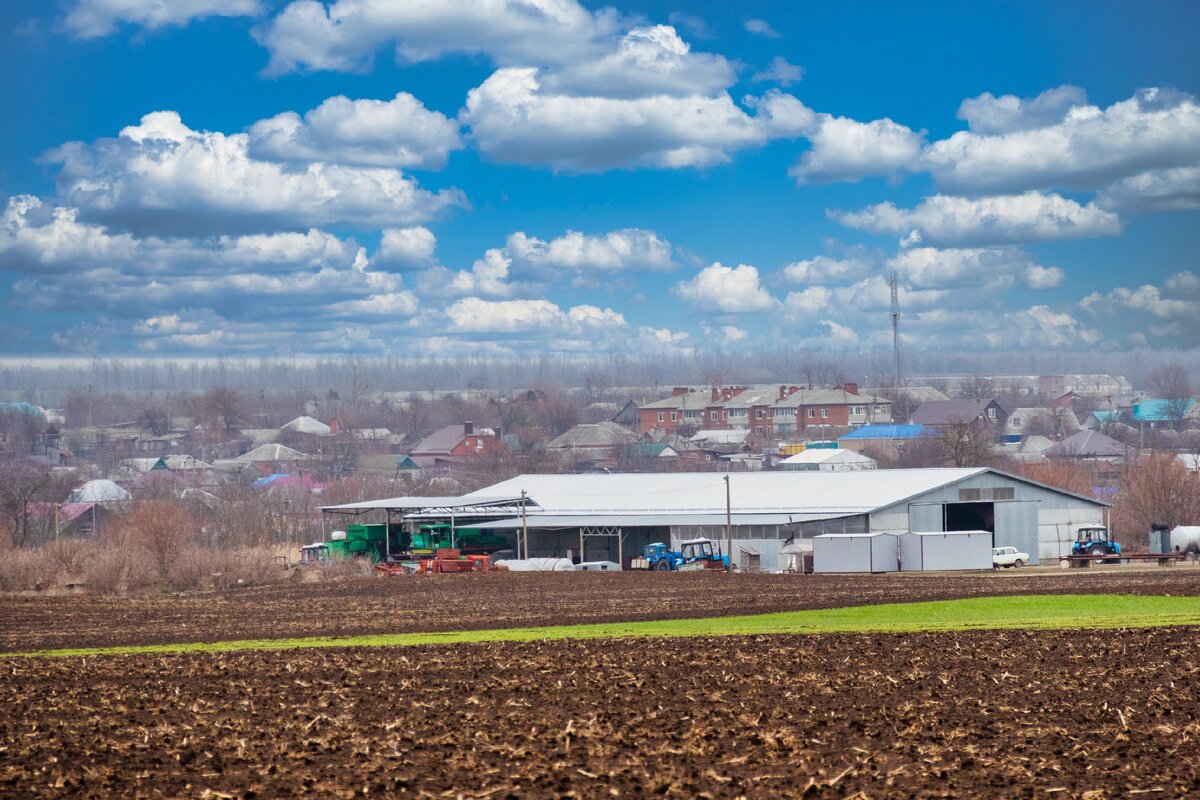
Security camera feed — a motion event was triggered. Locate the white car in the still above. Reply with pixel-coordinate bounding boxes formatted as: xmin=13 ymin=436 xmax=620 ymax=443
xmin=992 ymin=546 xmax=1029 ymax=568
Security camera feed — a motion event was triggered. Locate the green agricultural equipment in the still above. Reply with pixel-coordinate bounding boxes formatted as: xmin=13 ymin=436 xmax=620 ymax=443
xmin=410 ymin=523 xmax=509 ymax=555
xmin=298 ymin=522 xmax=507 ymax=568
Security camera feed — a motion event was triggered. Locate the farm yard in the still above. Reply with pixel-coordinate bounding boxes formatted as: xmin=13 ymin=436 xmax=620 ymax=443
xmin=3 ymin=627 xmax=1200 ymax=798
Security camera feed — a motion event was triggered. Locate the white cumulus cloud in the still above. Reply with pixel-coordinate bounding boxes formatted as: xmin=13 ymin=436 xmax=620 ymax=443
xmin=752 ymin=56 xmax=803 ymax=87
xmin=956 ymin=85 xmax=1088 ymax=134
xmin=887 ymin=246 xmax=1058 ymax=289
xmin=255 ymin=0 xmax=614 ymax=75
xmin=248 ymin=92 xmax=463 ymax=169
xmin=831 ymin=192 xmax=1122 ymax=247
xmin=1097 ymin=165 xmax=1200 ymax=214
xmin=674 ymin=262 xmax=777 ymax=312
xmin=63 ymin=0 xmax=262 ymax=39
xmin=791 ymin=114 xmax=925 ymax=184
xmin=925 ymin=88 xmax=1200 ymax=194
xmin=463 ymin=68 xmax=812 ymax=171
xmin=780 ymin=254 xmax=875 ymax=284
xmin=45 ymin=111 xmax=464 ymax=236
xmin=376 ymin=227 xmax=439 ymax=269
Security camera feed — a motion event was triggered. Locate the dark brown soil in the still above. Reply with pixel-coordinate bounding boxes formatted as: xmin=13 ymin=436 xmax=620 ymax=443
xmin=3 ymin=628 xmax=1198 ymax=798
xmin=4 ymin=567 xmax=1200 ymax=652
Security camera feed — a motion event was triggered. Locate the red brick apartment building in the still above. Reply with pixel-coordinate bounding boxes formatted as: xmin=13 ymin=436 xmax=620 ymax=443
xmin=637 ymin=385 xmax=892 ymax=436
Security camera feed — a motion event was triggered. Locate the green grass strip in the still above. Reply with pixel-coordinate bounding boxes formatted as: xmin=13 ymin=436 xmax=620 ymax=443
xmin=7 ymin=594 xmax=1200 ymax=659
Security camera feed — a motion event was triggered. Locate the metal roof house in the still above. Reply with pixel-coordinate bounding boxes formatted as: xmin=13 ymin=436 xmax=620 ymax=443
xmin=323 ymin=467 xmax=1106 ymax=572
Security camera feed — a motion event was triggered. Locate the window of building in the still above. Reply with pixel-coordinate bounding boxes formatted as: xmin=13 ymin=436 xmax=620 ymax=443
xmin=821 ymin=408 xmax=829 ymax=419
xmin=711 ymin=411 xmax=719 ymax=421
xmin=657 ymin=412 xmax=664 ymax=423
xmin=670 ymin=412 xmax=677 ymax=422
xmin=730 ymin=408 xmax=747 ymax=418
xmin=757 ymin=409 xmax=765 ymax=419
xmin=807 ymin=409 xmax=816 ymax=419
xmin=987 ymin=407 xmax=997 ymax=420
xmin=685 ymin=410 xmax=701 ymax=419
xmin=852 ymin=405 xmax=864 ymax=415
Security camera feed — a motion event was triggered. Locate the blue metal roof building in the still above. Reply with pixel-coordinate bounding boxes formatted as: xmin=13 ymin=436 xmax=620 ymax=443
xmin=839 ymin=424 xmax=930 ymax=441
xmin=1133 ymin=398 xmax=1197 ymax=422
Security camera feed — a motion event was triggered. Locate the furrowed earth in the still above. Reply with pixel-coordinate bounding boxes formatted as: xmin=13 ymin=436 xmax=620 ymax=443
xmin=4 ymin=568 xmax=1200 ymax=651
xmin=4 ymin=569 xmax=1200 ymax=798
xmin=3 ymin=629 xmax=1199 ymax=798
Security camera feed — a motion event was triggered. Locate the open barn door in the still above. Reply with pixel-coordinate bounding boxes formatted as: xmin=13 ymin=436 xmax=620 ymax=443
xmin=994 ymin=501 xmax=1039 ymax=564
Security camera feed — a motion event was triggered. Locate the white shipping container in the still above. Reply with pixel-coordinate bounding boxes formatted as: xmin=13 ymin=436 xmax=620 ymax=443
xmin=813 ymin=533 xmax=899 ymax=573
xmin=899 ymin=531 xmax=993 ymax=571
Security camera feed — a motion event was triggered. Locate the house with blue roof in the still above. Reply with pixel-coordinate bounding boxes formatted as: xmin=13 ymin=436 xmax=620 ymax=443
xmin=1132 ymin=397 xmax=1199 ymax=428
xmin=838 ymin=424 xmax=934 ymax=458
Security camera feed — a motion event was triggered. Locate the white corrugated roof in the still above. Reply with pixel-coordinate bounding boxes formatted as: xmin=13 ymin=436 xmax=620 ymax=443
xmin=461 ymin=469 xmax=987 ymax=517
xmin=281 ymin=416 xmax=332 ymax=435
xmin=779 ymin=449 xmax=876 ymax=465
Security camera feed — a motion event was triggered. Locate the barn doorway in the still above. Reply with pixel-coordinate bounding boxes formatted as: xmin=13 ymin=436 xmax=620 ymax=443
xmin=945 ymin=502 xmax=994 ymax=533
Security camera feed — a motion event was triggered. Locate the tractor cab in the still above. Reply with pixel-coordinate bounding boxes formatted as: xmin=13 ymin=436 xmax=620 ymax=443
xmin=298 ymin=543 xmax=331 ymax=566
xmin=680 ymin=539 xmax=717 ymax=560
xmin=1072 ymin=526 xmax=1121 ymax=557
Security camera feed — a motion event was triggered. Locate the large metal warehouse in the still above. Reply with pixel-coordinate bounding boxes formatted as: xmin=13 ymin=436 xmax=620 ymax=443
xmin=322 ymin=468 xmax=1106 ymax=571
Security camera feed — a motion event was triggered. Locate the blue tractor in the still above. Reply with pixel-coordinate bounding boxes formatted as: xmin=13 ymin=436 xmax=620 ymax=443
xmin=1072 ymin=525 xmax=1122 ymax=561
xmin=634 ymin=538 xmax=729 ymax=571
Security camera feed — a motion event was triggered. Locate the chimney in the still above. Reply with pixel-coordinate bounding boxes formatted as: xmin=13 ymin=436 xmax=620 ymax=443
xmin=464 ymin=421 xmax=474 ymax=435
xmin=778 ymin=384 xmax=786 ymax=401
xmin=712 ymin=387 xmax=720 ymax=402
xmin=672 ymin=387 xmax=689 ymax=397
xmin=788 ymin=386 xmax=800 ymax=396
xmin=329 ymin=417 xmax=338 ymax=434
xmin=843 ymin=382 xmax=858 ymax=395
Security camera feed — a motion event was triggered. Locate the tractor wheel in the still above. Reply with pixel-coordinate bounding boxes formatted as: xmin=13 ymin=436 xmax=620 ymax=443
xmin=1089 ymin=545 xmax=1106 ymax=556
xmin=1014 ymin=559 xmax=1024 ymax=568
xmin=654 ymin=560 xmax=671 ymax=571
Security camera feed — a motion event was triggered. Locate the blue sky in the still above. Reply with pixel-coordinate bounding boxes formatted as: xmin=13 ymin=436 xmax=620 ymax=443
xmin=1 ymin=0 xmax=1198 ymax=359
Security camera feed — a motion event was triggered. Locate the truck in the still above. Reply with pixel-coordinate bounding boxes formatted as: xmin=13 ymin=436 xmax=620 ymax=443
xmin=631 ymin=538 xmax=729 ymax=571
xmin=1071 ymin=525 xmax=1122 ymax=561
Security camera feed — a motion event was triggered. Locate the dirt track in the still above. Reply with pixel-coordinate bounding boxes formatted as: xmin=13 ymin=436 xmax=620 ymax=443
xmin=3 ymin=627 xmax=1199 ymax=798
xmin=3 ymin=566 xmax=1200 ymax=652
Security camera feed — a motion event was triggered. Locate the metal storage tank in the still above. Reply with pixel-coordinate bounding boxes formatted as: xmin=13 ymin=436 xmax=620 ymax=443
xmin=813 ymin=533 xmax=899 ymax=573
xmin=898 ymin=531 xmax=993 ymax=571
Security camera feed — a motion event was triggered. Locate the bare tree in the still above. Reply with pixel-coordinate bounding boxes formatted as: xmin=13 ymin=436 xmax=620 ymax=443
xmin=941 ymin=421 xmax=995 ymax=467
xmin=1111 ymin=453 xmax=1200 ymax=548
xmin=203 ymin=387 xmax=244 ymax=433
xmin=0 ymin=461 xmax=73 ymax=547
xmin=956 ymin=376 xmax=996 ymax=400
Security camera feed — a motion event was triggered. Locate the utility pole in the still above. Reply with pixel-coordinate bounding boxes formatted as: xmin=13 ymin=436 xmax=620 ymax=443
xmin=724 ymin=475 xmax=733 ymax=573
xmin=520 ymin=489 xmax=528 ymax=560
xmin=890 ymin=270 xmax=903 ymax=387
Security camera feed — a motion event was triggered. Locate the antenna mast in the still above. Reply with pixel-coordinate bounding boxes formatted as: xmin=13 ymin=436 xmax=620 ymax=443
xmin=889 ymin=270 xmax=902 ymax=386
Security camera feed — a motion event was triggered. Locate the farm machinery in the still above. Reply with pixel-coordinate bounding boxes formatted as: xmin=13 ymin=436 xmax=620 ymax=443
xmin=298 ymin=522 xmax=508 ymax=574
xmin=630 ymin=538 xmax=729 ymax=571
xmin=1071 ymin=525 xmax=1122 ymax=561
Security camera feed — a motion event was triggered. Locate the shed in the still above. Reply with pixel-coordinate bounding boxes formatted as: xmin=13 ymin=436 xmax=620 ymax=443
xmin=898 ymin=531 xmax=993 ymax=572
xmin=738 ymin=545 xmax=762 ymax=573
xmin=813 ymin=533 xmax=898 ymax=574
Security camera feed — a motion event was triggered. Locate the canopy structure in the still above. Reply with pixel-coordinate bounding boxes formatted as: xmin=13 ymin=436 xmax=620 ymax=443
xmin=473 ymin=512 xmax=846 ymax=530
xmin=321 ymin=495 xmax=534 ymax=517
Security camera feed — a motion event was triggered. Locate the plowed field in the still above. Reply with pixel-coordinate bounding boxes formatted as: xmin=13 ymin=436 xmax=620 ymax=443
xmin=3 ymin=628 xmax=1199 ymax=798
xmin=4 ymin=567 xmax=1200 ymax=651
